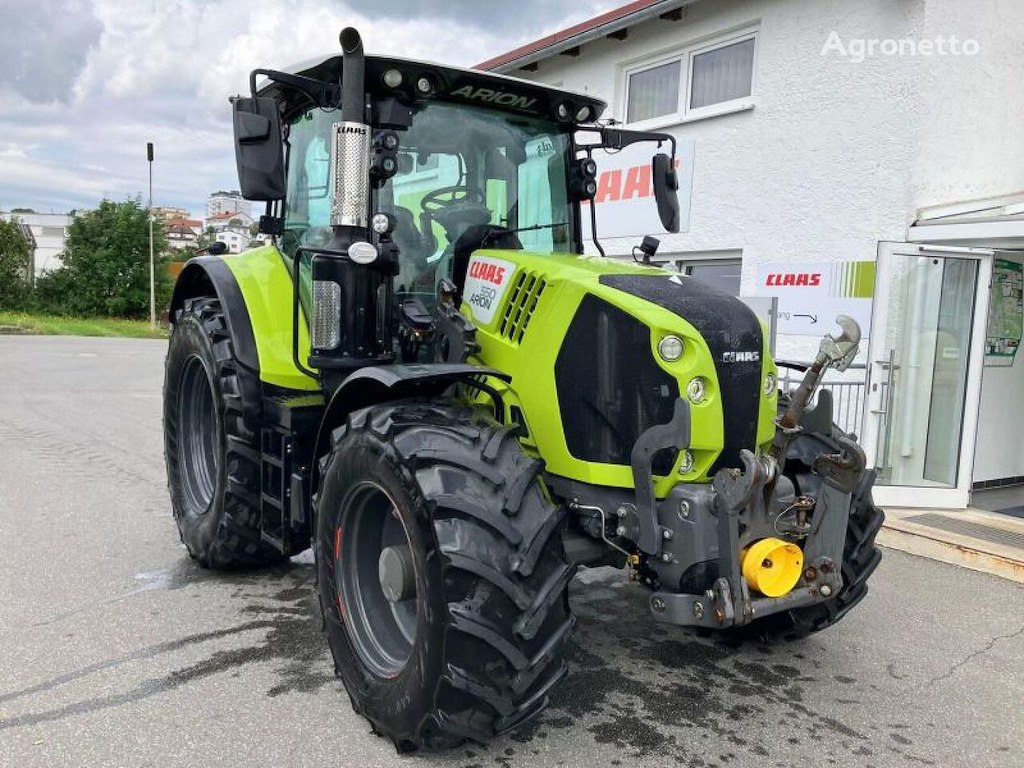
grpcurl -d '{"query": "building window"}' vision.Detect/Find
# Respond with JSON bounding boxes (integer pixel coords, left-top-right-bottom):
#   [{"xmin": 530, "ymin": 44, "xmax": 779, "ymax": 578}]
[
  {"xmin": 659, "ymin": 253, "xmax": 743, "ymax": 295},
  {"xmin": 689, "ymin": 37, "xmax": 755, "ymax": 110},
  {"xmin": 626, "ymin": 60, "xmax": 682, "ymax": 123},
  {"xmin": 623, "ymin": 28, "xmax": 756, "ymax": 126}
]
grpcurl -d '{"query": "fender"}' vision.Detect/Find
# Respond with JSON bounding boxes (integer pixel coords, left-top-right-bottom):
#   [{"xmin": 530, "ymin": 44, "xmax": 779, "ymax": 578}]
[
  {"xmin": 171, "ymin": 247, "xmax": 318, "ymax": 392},
  {"xmin": 169, "ymin": 256, "xmax": 259, "ymax": 373},
  {"xmin": 312, "ymin": 363, "xmax": 511, "ymax": 487}
]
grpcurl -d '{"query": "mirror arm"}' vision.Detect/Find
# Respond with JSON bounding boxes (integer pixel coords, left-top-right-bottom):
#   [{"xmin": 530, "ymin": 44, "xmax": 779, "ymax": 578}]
[
  {"xmin": 594, "ymin": 127, "xmax": 677, "ymax": 159},
  {"xmin": 248, "ymin": 68, "xmax": 341, "ymax": 109}
]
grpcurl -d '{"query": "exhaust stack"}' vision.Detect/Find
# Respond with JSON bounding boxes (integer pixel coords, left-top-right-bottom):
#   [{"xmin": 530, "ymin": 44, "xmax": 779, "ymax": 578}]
[
  {"xmin": 330, "ymin": 27, "xmax": 370, "ymax": 231},
  {"xmin": 306, "ymin": 26, "xmax": 394, "ymax": 376}
]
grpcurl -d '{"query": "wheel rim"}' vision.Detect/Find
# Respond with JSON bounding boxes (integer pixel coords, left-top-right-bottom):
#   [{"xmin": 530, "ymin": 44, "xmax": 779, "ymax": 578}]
[
  {"xmin": 176, "ymin": 355, "xmax": 219, "ymax": 516},
  {"xmin": 335, "ymin": 481, "xmax": 418, "ymax": 678}
]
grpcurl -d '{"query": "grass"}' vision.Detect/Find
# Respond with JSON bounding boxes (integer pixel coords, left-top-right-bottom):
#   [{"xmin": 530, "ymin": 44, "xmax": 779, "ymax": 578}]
[{"xmin": 0, "ymin": 311, "xmax": 168, "ymax": 339}]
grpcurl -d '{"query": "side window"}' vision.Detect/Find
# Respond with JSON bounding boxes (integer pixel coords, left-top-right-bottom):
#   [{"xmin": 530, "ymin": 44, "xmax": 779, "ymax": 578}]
[
  {"xmin": 517, "ymin": 136, "xmax": 571, "ymax": 252},
  {"xmin": 391, "ymin": 153, "xmax": 462, "ymax": 258},
  {"xmin": 283, "ymin": 109, "xmax": 336, "ymax": 250}
]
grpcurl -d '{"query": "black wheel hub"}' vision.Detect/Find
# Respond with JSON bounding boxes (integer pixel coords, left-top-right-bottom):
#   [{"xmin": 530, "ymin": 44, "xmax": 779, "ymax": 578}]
[
  {"xmin": 176, "ymin": 355, "xmax": 219, "ymax": 516},
  {"xmin": 335, "ymin": 482, "xmax": 418, "ymax": 678}
]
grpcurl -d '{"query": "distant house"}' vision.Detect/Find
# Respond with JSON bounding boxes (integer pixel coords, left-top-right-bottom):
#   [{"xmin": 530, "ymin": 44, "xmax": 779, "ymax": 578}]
[
  {"xmin": 206, "ymin": 191, "xmax": 251, "ymax": 221},
  {"xmin": 165, "ymin": 218, "xmax": 203, "ymax": 251},
  {"xmin": 153, "ymin": 206, "xmax": 192, "ymax": 223},
  {"xmin": 205, "ymin": 210, "xmax": 254, "ymax": 233},
  {"xmin": 214, "ymin": 230, "xmax": 259, "ymax": 255},
  {"xmin": 1, "ymin": 210, "xmax": 73, "ymax": 275}
]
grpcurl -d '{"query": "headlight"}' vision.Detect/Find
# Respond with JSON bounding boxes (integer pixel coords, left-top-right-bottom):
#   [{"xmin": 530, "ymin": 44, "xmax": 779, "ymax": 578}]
[
  {"xmin": 658, "ymin": 335, "xmax": 685, "ymax": 362},
  {"xmin": 764, "ymin": 372, "xmax": 777, "ymax": 396},
  {"xmin": 687, "ymin": 377, "xmax": 708, "ymax": 404}
]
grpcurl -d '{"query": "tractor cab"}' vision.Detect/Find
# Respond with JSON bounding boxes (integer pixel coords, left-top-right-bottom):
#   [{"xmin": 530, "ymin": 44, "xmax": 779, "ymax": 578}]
[{"xmin": 233, "ymin": 33, "xmax": 680, "ymax": 379}]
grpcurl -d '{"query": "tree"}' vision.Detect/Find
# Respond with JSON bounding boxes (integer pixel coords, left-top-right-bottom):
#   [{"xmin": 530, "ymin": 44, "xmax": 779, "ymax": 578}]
[
  {"xmin": 0, "ymin": 217, "xmax": 32, "ymax": 309},
  {"xmin": 55, "ymin": 198, "xmax": 172, "ymax": 318}
]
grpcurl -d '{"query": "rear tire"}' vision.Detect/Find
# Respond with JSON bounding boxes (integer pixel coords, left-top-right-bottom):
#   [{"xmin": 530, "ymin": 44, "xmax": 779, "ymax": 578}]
[
  {"xmin": 315, "ymin": 402, "xmax": 574, "ymax": 752},
  {"xmin": 744, "ymin": 425, "xmax": 884, "ymax": 642},
  {"xmin": 164, "ymin": 297, "xmax": 284, "ymax": 568}
]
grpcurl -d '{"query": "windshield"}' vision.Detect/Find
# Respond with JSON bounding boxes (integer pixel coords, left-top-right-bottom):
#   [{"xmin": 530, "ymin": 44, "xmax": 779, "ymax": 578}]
[{"xmin": 281, "ymin": 101, "xmax": 575, "ymax": 304}]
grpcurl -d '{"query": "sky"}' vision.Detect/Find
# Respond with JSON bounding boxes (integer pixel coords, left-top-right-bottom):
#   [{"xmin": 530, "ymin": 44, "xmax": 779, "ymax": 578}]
[{"xmin": 0, "ymin": 0, "xmax": 615, "ymax": 219}]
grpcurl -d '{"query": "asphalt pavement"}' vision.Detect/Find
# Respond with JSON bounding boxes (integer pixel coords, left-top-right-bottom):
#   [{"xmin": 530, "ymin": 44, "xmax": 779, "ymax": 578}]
[{"xmin": 1, "ymin": 335, "xmax": 1022, "ymax": 768}]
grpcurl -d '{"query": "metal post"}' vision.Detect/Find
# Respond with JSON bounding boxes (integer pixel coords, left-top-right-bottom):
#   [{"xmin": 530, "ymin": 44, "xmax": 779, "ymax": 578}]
[{"xmin": 147, "ymin": 142, "xmax": 156, "ymax": 329}]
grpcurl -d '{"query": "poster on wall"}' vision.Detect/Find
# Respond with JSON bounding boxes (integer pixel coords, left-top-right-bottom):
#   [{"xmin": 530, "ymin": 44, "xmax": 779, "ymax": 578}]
[
  {"xmin": 984, "ymin": 258, "xmax": 1023, "ymax": 367},
  {"xmin": 753, "ymin": 260, "xmax": 876, "ymax": 337},
  {"xmin": 579, "ymin": 138, "xmax": 695, "ymax": 240}
]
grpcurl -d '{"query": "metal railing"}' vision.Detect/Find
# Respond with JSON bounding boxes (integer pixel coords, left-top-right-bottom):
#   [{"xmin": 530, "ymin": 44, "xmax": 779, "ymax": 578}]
[{"xmin": 778, "ymin": 363, "xmax": 869, "ymax": 437}]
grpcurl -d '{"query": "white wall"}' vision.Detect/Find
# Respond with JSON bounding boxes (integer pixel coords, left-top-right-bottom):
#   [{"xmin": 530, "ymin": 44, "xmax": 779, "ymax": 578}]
[
  {"xmin": 912, "ymin": 0, "xmax": 1024, "ymax": 210},
  {"xmin": 513, "ymin": 0, "xmax": 920, "ymax": 294},
  {"xmin": 511, "ymin": 0, "xmax": 1022, "ymax": 292},
  {"xmin": 972, "ymin": 251, "xmax": 1024, "ymax": 483},
  {"xmin": 3, "ymin": 211, "xmax": 72, "ymax": 274}
]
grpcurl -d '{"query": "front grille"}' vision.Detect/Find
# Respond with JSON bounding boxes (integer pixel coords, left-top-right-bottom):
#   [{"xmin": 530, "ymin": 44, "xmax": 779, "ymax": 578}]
[
  {"xmin": 555, "ymin": 295, "xmax": 679, "ymax": 472},
  {"xmin": 499, "ymin": 271, "xmax": 545, "ymax": 344},
  {"xmin": 599, "ymin": 274, "xmax": 763, "ymax": 474}
]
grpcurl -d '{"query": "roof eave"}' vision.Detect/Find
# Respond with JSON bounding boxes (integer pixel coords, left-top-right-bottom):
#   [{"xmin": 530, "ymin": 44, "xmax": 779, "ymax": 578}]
[{"xmin": 477, "ymin": 0, "xmax": 700, "ymax": 74}]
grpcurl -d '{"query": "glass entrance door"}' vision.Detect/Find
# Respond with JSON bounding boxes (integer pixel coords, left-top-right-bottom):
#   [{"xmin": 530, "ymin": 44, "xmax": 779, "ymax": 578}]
[{"xmin": 863, "ymin": 244, "xmax": 993, "ymax": 508}]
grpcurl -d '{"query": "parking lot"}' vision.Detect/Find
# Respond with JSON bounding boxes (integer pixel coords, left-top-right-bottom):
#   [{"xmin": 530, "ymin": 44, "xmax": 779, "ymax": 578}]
[{"xmin": 1, "ymin": 335, "xmax": 1022, "ymax": 768}]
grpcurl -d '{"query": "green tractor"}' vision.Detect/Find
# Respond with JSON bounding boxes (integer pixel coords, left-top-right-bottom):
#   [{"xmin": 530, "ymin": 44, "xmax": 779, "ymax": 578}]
[{"xmin": 163, "ymin": 28, "xmax": 883, "ymax": 752}]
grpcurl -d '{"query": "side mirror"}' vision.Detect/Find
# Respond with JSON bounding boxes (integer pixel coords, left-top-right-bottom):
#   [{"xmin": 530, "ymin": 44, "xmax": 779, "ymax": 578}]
[
  {"xmin": 232, "ymin": 97, "xmax": 286, "ymax": 201},
  {"xmin": 652, "ymin": 153, "xmax": 680, "ymax": 233}
]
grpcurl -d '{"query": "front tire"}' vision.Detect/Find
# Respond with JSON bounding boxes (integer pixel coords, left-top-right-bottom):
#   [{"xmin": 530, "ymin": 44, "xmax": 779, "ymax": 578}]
[
  {"xmin": 315, "ymin": 402, "xmax": 574, "ymax": 752},
  {"xmin": 164, "ymin": 297, "xmax": 284, "ymax": 568}
]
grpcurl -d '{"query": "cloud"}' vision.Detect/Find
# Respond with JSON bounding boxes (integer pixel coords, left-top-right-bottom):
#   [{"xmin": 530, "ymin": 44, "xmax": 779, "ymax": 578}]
[
  {"xmin": 0, "ymin": 0, "xmax": 610, "ymax": 217},
  {"xmin": 0, "ymin": 0, "xmax": 103, "ymax": 103},
  {"xmin": 362, "ymin": 0, "xmax": 608, "ymax": 35}
]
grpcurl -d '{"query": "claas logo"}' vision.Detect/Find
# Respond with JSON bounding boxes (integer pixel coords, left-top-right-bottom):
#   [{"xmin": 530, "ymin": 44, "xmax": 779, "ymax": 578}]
[
  {"xmin": 765, "ymin": 273, "xmax": 822, "ymax": 287},
  {"xmin": 469, "ymin": 260, "xmax": 506, "ymax": 285},
  {"xmin": 584, "ymin": 158, "xmax": 683, "ymax": 204}
]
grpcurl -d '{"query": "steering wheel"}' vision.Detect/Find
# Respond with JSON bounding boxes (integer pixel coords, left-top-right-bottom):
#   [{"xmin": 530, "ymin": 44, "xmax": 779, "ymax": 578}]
[{"xmin": 421, "ymin": 185, "xmax": 488, "ymax": 214}]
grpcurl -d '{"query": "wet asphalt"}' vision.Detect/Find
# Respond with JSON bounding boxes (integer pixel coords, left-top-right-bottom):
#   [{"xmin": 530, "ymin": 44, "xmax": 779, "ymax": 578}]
[{"xmin": 1, "ymin": 335, "xmax": 1022, "ymax": 768}]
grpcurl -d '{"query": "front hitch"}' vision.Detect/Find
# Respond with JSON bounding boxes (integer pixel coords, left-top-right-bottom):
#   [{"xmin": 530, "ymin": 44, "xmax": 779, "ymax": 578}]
[
  {"xmin": 648, "ymin": 445, "xmax": 853, "ymax": 628},
  {"xmin": 768, "ymin": 315, "xmax": 861, "ymax": 474}
]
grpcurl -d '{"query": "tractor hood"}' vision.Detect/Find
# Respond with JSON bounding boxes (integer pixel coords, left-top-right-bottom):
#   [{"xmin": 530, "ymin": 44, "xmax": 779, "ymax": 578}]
[{"xmin": 461, "ymin": 250, "xmax": 778, "ymax": 492}]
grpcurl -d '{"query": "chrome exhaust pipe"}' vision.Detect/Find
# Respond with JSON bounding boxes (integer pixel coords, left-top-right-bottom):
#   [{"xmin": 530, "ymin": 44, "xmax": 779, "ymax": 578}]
[{"xmin": 330, "ymin": 27, "xmax": 370, "ymax": 231}]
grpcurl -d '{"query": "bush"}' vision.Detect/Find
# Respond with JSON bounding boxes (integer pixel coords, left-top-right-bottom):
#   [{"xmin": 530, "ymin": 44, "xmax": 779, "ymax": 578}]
[
  {"xmin": 0, "ymin": 218, "xmax": 32, "ymax": 310},
  {"xmin": 42, "ymin": 198, "xmax": 173, "ymax": 319}
]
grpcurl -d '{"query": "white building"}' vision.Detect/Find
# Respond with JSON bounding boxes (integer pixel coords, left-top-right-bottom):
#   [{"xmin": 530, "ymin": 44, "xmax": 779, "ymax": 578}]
[
  {"xmin": 153, "ymin": 206, "xmax": 192, "ymax": 223},
  {"xmin": 206, "ymin": 210, "xmax": 254, "ymax": 232},
  {"xmin": 215, "ymin": 229, "xmax": 255, "ymax": 255},
  {"xmin": 480, "ymin": 0, "xmax": 1024, "ymax": 512},
  {"xmin": 205, "ymin": 191, "xmax": 251, "ymax": 221},
  {"xmin": 1, "ymin": 210, "xmax": 73, "ymax": 276},
  {"xmin": 165, "ymin": 218, "xmax": 203, "ymax": 251}
]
